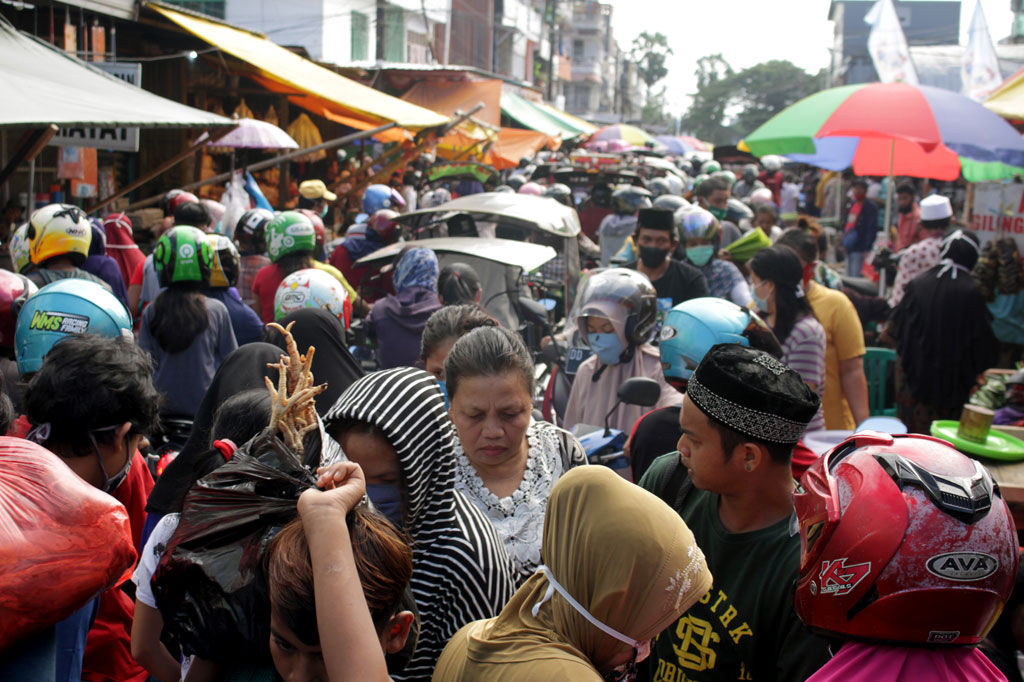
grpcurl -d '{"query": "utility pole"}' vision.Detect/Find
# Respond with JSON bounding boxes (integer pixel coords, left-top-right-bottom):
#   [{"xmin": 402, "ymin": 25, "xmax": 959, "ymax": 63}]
[
  {"xmin": 546, "ymin": 0, "xmax": 557, "ymax": 101},
  {"xmin": 376, "ymin": 0, "xmax": 386, "ymax": 60}
]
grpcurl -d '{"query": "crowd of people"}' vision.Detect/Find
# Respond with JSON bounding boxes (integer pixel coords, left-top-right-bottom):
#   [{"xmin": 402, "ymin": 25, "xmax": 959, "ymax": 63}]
[{"xmin": 0, "ymin": 147, "xmax": 1021, "ymax": 682}]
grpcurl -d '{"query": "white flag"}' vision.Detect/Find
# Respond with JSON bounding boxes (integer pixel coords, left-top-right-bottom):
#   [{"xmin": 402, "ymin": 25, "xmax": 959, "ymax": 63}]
[
  {"xmin": 865, "ymin": 0, "xmax": 919, "ymax": 85},
  {"xmin": 962, "ymin": 1, "xmax": 1003, "ymax": 101}
]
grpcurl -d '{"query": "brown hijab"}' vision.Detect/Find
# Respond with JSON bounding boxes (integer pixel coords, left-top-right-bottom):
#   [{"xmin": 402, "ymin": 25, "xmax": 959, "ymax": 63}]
[{"xmin": 432, "ymin": 466, "xmax": 712, "ymax": 681}]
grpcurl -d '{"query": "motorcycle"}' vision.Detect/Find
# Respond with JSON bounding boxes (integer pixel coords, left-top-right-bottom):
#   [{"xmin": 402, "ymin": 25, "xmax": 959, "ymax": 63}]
[{"xmin": 572, "ymin": 376, "xmax": 662, "ymax": 480}]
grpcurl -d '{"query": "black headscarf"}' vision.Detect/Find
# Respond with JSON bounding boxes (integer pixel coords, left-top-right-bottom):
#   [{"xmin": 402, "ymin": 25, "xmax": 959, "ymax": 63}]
[
  {"xmin": 145, "ymin": 343, "xmax": 282, "ymax": 515},
  {"xmin": 889, "ymin": 230, "xmax": 997, "ymax": 411},
  {"xmin": 265, "ymin": 308, "xmax": 364, "ymax": 415}
]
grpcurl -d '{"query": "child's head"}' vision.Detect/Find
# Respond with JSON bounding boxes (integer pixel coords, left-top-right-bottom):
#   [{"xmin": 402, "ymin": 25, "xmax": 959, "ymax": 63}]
[{"xmin": 265, "ymin": 507, "xmax": 415, "ymax": 680}]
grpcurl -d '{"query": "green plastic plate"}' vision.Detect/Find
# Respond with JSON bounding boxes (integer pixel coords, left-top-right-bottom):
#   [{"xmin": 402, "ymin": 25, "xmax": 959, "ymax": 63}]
[{"xmin": 930, "ymin": 420, "xmax": 1024, "ymax": 462}]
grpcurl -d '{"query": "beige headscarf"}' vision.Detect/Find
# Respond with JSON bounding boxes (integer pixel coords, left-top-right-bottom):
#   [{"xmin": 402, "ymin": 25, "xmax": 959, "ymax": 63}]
[{"xmin": 432, "ymin": 466, "xmax": 712, "ymax": 681}]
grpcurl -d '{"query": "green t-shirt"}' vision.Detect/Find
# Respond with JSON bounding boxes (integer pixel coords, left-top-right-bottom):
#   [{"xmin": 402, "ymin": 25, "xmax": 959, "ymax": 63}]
[{"xmin": 638, "ymin": 453, "xmax": 829, "ymax": 682}]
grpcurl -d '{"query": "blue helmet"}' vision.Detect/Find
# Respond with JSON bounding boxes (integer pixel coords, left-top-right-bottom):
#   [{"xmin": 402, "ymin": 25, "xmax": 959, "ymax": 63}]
[
  {"xmin": 362, "ymin": 184, "xmax": 402, "ymax": 215},
  {"xmin": 15, "ymin": 279, "xmax": 133, "ymax": 375},
  {"xmin": 658, "ymin": 297, "xmax": 777, "ymax": 391}
]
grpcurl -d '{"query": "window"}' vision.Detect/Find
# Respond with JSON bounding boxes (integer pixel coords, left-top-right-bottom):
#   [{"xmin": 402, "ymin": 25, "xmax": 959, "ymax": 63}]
[
  {"xmin": 351, "ymin": 12, "xmax": 368, "ymax": 61},
  {"xmin": 572, "ymin": 39, "xmax": 584, "ymax": 61},
  {"xmin": 384, "ymin": 6, "xmax": 405, "ymax": 62}
]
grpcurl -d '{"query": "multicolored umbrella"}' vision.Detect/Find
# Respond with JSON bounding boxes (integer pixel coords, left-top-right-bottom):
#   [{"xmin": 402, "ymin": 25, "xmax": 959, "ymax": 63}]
[
  {"xmin": 589, "ymin": 123, "xmax": 657, "ymax": 149},
  {"xmin": 743, "ymin": 82, "xmax": 1024, "ymax": 182},
  {"xmin": 655, "ymin": 135, "xmax": 710, "ymax": 155}
]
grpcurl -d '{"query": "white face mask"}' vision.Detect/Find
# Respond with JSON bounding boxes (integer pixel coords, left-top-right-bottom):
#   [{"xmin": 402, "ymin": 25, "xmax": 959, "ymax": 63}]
[{"xmin": 531, "ymin": 565, "xmax": 646, "ymax": 681}]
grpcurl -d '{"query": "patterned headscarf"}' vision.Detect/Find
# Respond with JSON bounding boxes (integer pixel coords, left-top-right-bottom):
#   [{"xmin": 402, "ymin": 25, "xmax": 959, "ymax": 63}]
[{"xmin": 394, "ymin": 247, "xmax": 439, "ymax": 294}]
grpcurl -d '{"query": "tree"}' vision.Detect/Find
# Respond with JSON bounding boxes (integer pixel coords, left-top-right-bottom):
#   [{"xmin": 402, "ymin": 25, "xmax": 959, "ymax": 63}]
[
  {"xmin": 631, "ymin": 32, "xmax": 673, "ymax": 90},
  {"xmin": 680, "ymin": 56, "xmax": 822, "ymax": 146},
  {"xmin": 642, "ymin": 87, "xmax": 669, "ymax": 126}
]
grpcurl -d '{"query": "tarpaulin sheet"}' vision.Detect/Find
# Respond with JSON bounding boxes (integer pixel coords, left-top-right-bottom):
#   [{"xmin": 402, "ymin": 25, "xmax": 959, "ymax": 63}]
[
  {"xmin": 149, "ymin": 3, "xmax": 448, "ymax": 130},
  {"xmin": 402, "ymin": 79, "xmax": 503, "ymax": 128},
  {"xmin": 0, "ymin": 14, "xmax": 230, "ymax": 128},
  {"xmin": 501, "ymin": 91, "xmax": 577, "ymax": 138}
]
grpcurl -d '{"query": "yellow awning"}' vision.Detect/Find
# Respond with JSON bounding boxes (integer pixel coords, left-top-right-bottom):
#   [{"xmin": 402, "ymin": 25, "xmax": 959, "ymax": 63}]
[
  {"xmin": 148, "ymin": 3, "xmax": 449, "ymax": 130},
  {"xmin": 985, "ymin": 67, "xmax": 1024, "ymax": 122}
]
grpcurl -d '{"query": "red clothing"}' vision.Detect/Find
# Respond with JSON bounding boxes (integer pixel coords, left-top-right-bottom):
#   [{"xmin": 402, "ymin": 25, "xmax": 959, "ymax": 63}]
[
  {"xmin": 104, "ymin": 225, "xmax": 145, "ymax": 290},
  {"xmin": 252, "ymin": 263, "xmax": 285, "ymax": 323},
  {"xmin": 82, "ymin": 452, "xmax": 153, "ymax": 682},
  {"xmin": 759, "ymin": 170, "xmax": 783, "ymax": 206},
  {"xmin": 129, "ymin": 259, "xmax": 145, "ymax": 287},
  {"xmin": 894, "ymin": 202, "xmax": 921, "ymax": 251},
  {"xmin": 330, "ymin": 244, "xmax": 370, "ymax": 297},
  {"xmin": 844, "ymin": 200, "xmax": 863, "ymax": 233},
  {"xmin": 238, "ymin": 253, "xmax": 270, "ymax": 309},
  {"xmin": 578, "ymin": 206, "xmax": 614, "ymax": 241}
]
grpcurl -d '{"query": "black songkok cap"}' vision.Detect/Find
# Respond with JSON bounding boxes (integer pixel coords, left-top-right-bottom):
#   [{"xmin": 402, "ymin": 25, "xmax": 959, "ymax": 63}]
[
  {"xmin": 637, "ymin": 208, "xmax": 674, "ymax": 233},
  {"xmin": 687, "ymin": 343, "xmax": 820, "ymax": 446}
]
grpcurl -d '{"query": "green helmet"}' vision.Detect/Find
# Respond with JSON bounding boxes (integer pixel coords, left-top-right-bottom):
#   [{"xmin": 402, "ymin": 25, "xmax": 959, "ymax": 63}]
[
  {"xmin": 154, "ymin": 226, "xmax": 213, "ymax": 288},
  {"xmin": 701, "ymin": 160, "xmax": 721, "ymax": 174},
  {"xmin": 266, "ymin": 211, "xmax": 316, "ymax": 263}
]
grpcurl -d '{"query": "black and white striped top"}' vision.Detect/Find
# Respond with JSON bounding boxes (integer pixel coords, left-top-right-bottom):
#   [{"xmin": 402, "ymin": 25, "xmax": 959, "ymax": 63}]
[{"xmin": 324, "ymin": 367, "xmax": 516, "ymax": 682}]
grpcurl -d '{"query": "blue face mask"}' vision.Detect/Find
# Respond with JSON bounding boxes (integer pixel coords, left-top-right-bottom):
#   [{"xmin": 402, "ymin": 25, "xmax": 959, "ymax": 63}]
[
  {"xmin": 751, "ymin": 282, "xmax": 769, "ymax": 313},
  {"xmin": 366, "ymin": 483, "xmax": 404, "ymax": 528},
  {"xmin": 319, "ymin": 204, "xmax": 329, "ymax": 218},
  {"xmin": 588, "ymin": 332, "xmax": 625, "ymax": 365},
  {"xmin": 687, "ymin": 245, "xmax": 715, "ymax": 267}
]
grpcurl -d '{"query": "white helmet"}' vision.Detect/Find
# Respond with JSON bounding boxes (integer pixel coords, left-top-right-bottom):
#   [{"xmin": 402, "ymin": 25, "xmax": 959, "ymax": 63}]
[
  {"xmin": 274, "ymin": 268, "xmax": 351, "ymax": 327},
  {"xmin": 762, "ymin": 155, "xmax": 783, "ymax": 172}
]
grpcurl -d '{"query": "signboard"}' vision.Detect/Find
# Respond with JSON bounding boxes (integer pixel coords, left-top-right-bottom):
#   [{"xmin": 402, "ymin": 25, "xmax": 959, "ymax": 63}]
[
  {"xmin": 50, "ymin": 62, "xmax": 141, "ymax": 152},
  {"xmin": 970, "ymin": 182, "xmax": 1024, "ymax": 253}
]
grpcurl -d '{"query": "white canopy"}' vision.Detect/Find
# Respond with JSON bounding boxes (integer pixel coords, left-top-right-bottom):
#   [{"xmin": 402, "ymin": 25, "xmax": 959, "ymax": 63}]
[{"xmin": 0, "ymin": 16, "xmax": 231, "ymax": 129}]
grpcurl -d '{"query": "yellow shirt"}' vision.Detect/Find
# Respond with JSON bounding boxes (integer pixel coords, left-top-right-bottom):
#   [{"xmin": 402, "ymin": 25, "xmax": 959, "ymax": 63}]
[
  {"xmin": 311, "ymin": 260, "xmax": 358, "ymax": 302},
  {"xmin": 806, "ymin": 281, "xmax": 865, "ymax": 430}
]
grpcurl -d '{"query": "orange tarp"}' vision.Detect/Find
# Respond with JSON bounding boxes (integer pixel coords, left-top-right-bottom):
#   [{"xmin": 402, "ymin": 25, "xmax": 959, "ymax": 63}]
[
  {"xmin": 401, "ymin": 79, "xmax": 503, "ymax": 128},
  {"xmin": 487, "ymin": 128, "xmax": 557, "ymax": 170}
]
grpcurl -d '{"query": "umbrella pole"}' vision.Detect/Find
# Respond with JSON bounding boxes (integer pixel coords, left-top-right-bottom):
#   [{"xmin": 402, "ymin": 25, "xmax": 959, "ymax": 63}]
[{"xmin": 880, "ymin": 139, "xmax": 895, "ymax": 296}]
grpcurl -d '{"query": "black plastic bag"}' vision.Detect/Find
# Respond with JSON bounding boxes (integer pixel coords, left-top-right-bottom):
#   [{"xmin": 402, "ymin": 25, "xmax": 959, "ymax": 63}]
[{"xmin": 152, "ymin": 428, "xmax": 317, "ymax": 663}]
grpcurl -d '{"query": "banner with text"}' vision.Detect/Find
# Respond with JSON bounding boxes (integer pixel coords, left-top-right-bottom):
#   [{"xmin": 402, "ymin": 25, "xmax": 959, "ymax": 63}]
[
  {"xmin": 50, "ymin": 62, "xmax": 141, "ymax": 152},
  {"xmin": 971, "ymin": 182, "xmax": 1024, "ymax": 252}
]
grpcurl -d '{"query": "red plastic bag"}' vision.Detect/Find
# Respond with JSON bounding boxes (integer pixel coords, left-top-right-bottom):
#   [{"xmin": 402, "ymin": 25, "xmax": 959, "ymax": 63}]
[{"xmin": 0, "ymin": 436, "xmax": 137, "ymax": 649}]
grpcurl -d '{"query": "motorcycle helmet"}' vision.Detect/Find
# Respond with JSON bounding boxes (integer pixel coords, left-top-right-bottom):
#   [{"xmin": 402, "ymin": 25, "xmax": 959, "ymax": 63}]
[
  {"xmin": 741, "ymin": 164, "xmax": 759, "ymax": 182},
  {"xmin": 692, "ymin": 173, "xmax": 709, "ymax": 191},
  {"xmin": 9, "ymin": 223, "xmax": 31, "ymax": 274},
  {"xmin": 676, "ymin": 207, "xmax": 721, "ymax": 243},
  {"xmin": 665, "ymin": 174, "xmax": 685, "ymax": 197},
  {"xmin": 659, "ymin": 297, "xmax": 775, "ymax": 390},
  {"xmin": 274, "ymin": 267, "xmax": 351, "ymax": 328},
  {"xmin": 795, "ymin": 432, "xmax": 1017, "ymax": 646},
  {"xmin": 205, "ymin": 233, "xmax": 240, "ymax": 288},
  {"xmin": 367, "ymin": 209, "xmax": 400, "ymax": 243},
  {"xmin": 15, "ymin": 278, "xmax": 132, "ymax": 375},
  {"xmin": 27, "ymin": 204, "xmax": 92, "ymax": 266},
  {"xmin": 726, "ymin": 196, "xmax": 755, "ymax": 224},
  {"xmin": 647, "ymin": 177, "xmax": 672, "ymax": 197},
  {"xmin": 159, "ymin": 189, "xmax": 184, "ymax": 217},
  {"xmin": 266, "ymin": 211, "xmax": 316, "ymax": 263},
  {"xmin": 494, "ymin": 185, "xmax": 515, "ymax": 193},
  {"xmin": 154, "ymin": 226, "xmax": 213, "ymax": 288},
  {"xmin": 297, "ymin": 208, "xmax": 327, "ymax": 258},
  {"xmin": 712, "ymin": 169, "xmax": 736, "ymax": 187},
  {"xmin": 677, "ymin": 160, "xmax": 694, "ymax": 176},
  {"xmin": 762, "ymin": 155, "xmax": 783, "ymax": 172},
  {"xmin": 574, "ymin": 268, "xmax": 658, "ymax": 360},
  {"xmin": 167, "ymin": 190, "xmax": 199, "ymax": 215},
  {"xmin": 749, "ymin": 187, "xmax": 775, "ymax": 206},
  {"xmin": 420, "ymin": 187, "xmax": 452, "ymax": 208},
  {"xmin": 0, "ymin": 270, "xmax": 36, "ymax": 350},
  {"xmin": 611, "ymin": 186, "xmax": 653, "ymax": 216},
  {"xmin": 591, "ymin": 183, "xmax": 613, "ymax": 208},
  {"xmin": 701, "ymin": 160, "xmax": 721, "ymax": 174},
  {"xmin": 518, "ymin": 181, "xmax": 544, "ymax": 196},
  {"xmin": 544, "ymin": 183, "xmax": 573, "ymax": 206},
  {"xmin": 362, "ymin": 184, "xmax": 404, "ymax": 214},
  {"xmin": 653, "ymin": 195, "xmax": 689, "ymax": 212},
  {"xmin": 506, "ymin": 175, "xmax": 527, "ymax": 192},
  {"xmin": 235, "ymin": 208, "xmax": 274, "ymax": 251}
]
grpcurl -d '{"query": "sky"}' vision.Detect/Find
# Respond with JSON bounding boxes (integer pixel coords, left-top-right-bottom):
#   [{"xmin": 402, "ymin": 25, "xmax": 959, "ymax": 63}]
[{"xmin": 603, "ymin": 0, "xmax": 1015, "ymax": 114}]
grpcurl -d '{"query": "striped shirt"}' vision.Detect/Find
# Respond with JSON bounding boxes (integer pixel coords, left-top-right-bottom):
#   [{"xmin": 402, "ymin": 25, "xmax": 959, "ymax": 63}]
[
  {"xmin": 324, "ymin": 367, "xmax": 516, "ymax": 682},
  {"xmin": 780, "ymin": 315, "xmax": 827, "ymax": 432}
]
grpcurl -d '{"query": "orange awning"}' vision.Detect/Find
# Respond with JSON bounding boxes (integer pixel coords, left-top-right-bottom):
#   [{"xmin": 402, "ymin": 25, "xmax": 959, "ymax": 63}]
[
  {"xmin": 401, "ymin": 79, "xmax": 504, "ymax": 128},
  {"xmin": 487, "ymin": 128, "xmax": 557, "ymax": 170}
]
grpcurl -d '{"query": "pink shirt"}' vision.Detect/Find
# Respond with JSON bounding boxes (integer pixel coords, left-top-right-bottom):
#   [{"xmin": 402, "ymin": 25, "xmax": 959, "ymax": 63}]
[{"xmin": 888, "ymin": 235, "xmax": 943, "ymax": 307}]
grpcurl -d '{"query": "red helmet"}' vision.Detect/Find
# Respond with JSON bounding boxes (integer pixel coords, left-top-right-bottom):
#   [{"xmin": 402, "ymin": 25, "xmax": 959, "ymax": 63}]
[
  {"xmin": 0, "ymin": 270, "xmax": 37, "ymax": 349},
  {"xmin": 794, "ymin": 431, "xmax": 1017, "ymax": 646},
  {"xmin": 297, "ymin": 208, "xmax": 327, "ymax": 253},
  {"xmin": 367, "ymin": 209, "xmax": 400, "ymax": 243},
  {"xmin": 167, "ymin": 191, "xmax": 199, "ymax": 215}
]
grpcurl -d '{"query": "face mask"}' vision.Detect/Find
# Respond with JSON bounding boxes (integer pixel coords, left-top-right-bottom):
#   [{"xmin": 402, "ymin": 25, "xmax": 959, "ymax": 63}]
[
  {"xmin": 708, "ymin": 206, "xmax": 728, "ymax": 221},
  {"xmin": 687, "ymin": 245, "xmax": 715, "ymax": 267},
  {"xmin": 531, "ymin": 565, "xmax": 645, "ymax": 682},
  {"xmin": 88, "ymin": 427, "xmax": 133, "ymax": 493},
  {"xmin": 638, "ymin": 245, "xmax": 669, "ymax": 268},
  {"xmin": 366, "ymin": 483, "xmax": 404, "ymax": 528},
  {"xmin": 751, "ymin": 282, "xmax": 769, "ymax": 313},
  {"xmin": 437, "ymin": 379, "xmax": 450, "ymax": 410},
  {"xmin": 588, "ymin": 332, "xmax": 625, "ymax": 365},
  {"xmin": 319, "ymin": 204, "xmax": 329, "ymax": 218},
  {"xmin": 898, "ymin": 203, "xmax": 912, "ymax": 214}
]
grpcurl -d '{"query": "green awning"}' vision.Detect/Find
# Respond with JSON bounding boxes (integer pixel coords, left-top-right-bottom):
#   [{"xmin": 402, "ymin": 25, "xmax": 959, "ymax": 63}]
[{"xmin": 500, "ymin": 92, "xmax": 580, "ymax": 138}]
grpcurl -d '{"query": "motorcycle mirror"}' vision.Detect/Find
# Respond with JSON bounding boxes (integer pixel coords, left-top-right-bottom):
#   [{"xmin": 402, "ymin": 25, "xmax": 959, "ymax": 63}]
[{"xmin": 617, "ymin": 377, "xmax": 662, "ymax": 407}]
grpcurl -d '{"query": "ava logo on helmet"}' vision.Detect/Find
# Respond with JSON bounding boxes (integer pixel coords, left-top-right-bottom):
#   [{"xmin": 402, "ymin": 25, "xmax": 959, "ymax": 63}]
[
  {"xmin": 817, "ymin": 558, "xmax": 871, "ymax": 596},
  {"xmin": 926, "ymin": 552, "xmax": 999, "ymax": 581},
  {"xmin": 28, "ymin": 310, "xmax": 90, "ymax": 334}
]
